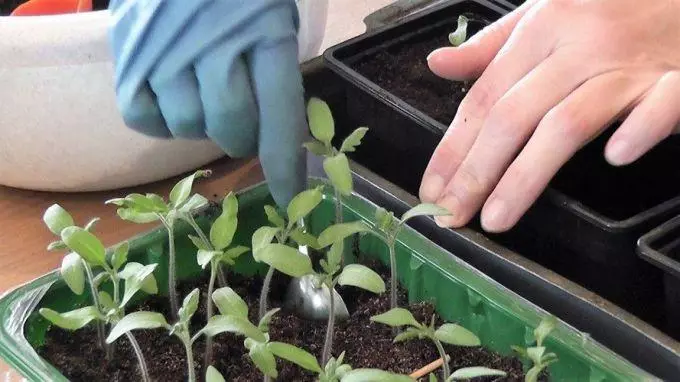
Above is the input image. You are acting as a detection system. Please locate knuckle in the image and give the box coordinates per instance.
[452,165,490,200]
[461,81,496,119]
[543,105,589,140]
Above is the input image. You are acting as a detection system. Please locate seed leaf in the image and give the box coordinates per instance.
[340,369,414,382]
[267,342,322,373]
[450,367,507,380]
[169,169,211,208]
[252,226,281,257]
[401,203,451,223]
[318,221,371,248]
[39,306,102,330]
[206,366,225,382]
[203,315,266,342]
[60,253,85,295]
[287,187,323,228]
[534,315,557,346]
[303,140,329,156]
[249,342,278,378]
[393,327,422,343]
[121,263,158,306]
[211,193,238,250]
[434,324,480,346]
[307,97,335,146]
[198,250,222,269]
[323,154,353,196]
[340,127,369,153]
[178,194,209,214]
[370,308,419,328]
[106,312,169,343]
[258,308,280,332]
[290,228,320,249]
[43,204,75,235]
[111,242,129,271]
[448,15,469,46]
[60,226,107,267]
[338,264,385,294]
[264,205,286,228]
[212,287,248,318]
[116,208,159,224]
[179,288,200,322]
[254,244,313,278]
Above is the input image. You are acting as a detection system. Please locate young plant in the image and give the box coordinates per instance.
[189,191,248,368]
[304,97,368,225]
[317,204,451,311]
[105,169,212,317]
[448,15,469,47]
[512,315,559,382]
[251,186,322,319]
[370,308,505,381]
[201,286,321,381]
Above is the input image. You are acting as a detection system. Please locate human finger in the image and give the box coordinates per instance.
[149,69,207,139]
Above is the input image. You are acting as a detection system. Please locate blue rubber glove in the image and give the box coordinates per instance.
[108,0,307,208]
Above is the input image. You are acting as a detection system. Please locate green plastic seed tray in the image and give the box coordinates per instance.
[0,178,658,381]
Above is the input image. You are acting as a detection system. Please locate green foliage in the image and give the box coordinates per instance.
[106,311,170,343]
[59,253,85,295]
[210,192,238,250]
[39,306,103,331]
[323,154,353,196]
[448,367,507,380]
[448,15,469,46]
[340,369,414,382]
[307,97,335,147]
[43,204,75,235]
[512,316,559,382]
[318,221,372,248]
[286,186,323,229]
[206,366,226,382]
[60,226,107,268]
[318,352,352,382]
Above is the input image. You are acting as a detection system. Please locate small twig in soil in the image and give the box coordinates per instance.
[409,355,449,380]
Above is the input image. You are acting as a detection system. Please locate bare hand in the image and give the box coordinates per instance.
[419,0,680,232]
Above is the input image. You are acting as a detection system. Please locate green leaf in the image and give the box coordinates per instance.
[303,140,330,156]
[169,169,211,208]
[527,346,546,366]
[370,308,420,328]
[98,291,116,313]
[83,217,100,232]
[212,287,248,318]
[118,262,158,295]
[222,246,250,263]
[197,250,222,269]
[323,154,353,196]
[430,373,437,382]
[206,365,225,382]
[340,369,414,382]
[60,253,85,295]
[47,240,67,251]
[121,263,158,307]
[338,264,385,294]
[327,241,343,271]
[179,288,200,322]
[210,192,238,250]
[340,127,369,153]
[188,234,210,251]
[203,315,266,342]
[264,205,286,228]
[146,193,168,211]
[39,306,101,330]
[116,208,159,224]
[252,226,281,257]
[450,367,507,380]
[249,342,278,378]
[268,342,322,373]
[178,194,209,214]
[111,242,129,271]
[375,207,394,232]
[307,97,335,146]
[258,308,280,332]
[393,327,422,343]
[318,221,372,248]
[92,272,110,289]
[43,204,75,235]
[287,187,323,228]
[511,345,528,359]
[290,228,320,249]
[60,226,107,267]
[123,193,163,213]
[255,244,313,278]
[434,324,480,347]
[106,312,169,343]
[401,203,451,223]
[448,15,469,46]
[534,315,557,346]
[525,365,544,382]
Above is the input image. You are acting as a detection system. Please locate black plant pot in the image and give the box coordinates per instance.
[322,0,680,336]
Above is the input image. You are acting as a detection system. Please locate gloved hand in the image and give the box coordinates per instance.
[108,0,307,208]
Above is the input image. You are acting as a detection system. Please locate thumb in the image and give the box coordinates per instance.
[427,1,534,80]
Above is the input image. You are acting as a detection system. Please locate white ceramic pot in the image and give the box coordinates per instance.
[0,0,328,192]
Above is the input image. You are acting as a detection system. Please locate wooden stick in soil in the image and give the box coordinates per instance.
[409,356,449,380]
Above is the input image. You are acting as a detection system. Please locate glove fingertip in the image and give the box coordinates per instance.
[118,83,171,139]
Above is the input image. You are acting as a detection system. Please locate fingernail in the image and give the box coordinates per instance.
[420,174,445,202]
[606,139,631,165]
[426,48,445,62]
[481,198,507,232]
[434,194,460,227]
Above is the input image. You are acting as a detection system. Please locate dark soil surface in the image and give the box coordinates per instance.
[37,260,540,381]
[1,0,108,15]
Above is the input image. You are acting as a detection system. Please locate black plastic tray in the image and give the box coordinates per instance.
[322,0,680,332]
